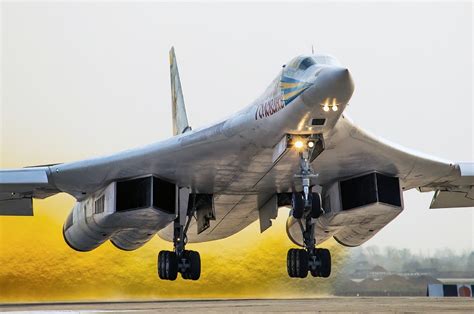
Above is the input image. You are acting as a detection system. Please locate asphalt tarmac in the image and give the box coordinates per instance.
[1,297,474,313]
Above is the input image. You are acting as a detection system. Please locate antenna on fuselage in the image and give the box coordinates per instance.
[311,44,314,54]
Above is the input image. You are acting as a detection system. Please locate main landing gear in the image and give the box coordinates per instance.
[287,142,331,278]
[158,192,201,281]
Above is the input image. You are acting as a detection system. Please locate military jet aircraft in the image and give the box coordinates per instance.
[1,48,472,281]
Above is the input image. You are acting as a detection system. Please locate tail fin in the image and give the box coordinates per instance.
[169,47,191,136]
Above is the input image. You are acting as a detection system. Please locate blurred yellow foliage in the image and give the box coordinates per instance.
[0,194,346,302]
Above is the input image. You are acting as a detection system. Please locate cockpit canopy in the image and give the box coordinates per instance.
[285,54,341,71]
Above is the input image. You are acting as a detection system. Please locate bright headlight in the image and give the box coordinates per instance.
[294,140,304,149]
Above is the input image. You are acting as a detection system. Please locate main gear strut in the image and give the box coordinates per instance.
[287,136,331,278]
[158,190,201,281]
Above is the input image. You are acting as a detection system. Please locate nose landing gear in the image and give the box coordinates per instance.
[287,143,331,278]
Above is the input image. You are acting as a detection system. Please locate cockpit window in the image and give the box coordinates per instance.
[313,55,341,66]
[298,57,316,70]
[284,54,340,72]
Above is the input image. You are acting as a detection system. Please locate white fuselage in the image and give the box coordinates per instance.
[55,54,452,246]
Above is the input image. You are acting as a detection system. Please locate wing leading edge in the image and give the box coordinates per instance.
[343,117,474,209]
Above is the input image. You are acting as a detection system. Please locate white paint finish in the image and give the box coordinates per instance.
[1,2,472,251]
[63,181,175,251]
[459,163,474,177]
[2,55,472,245]
[0,168,49,185]
[258,194,278,233]
[430,190,474,209]
[271,135,288,164]
[169,47,190,136]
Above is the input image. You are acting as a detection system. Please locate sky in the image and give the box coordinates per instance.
[1,1,473,256]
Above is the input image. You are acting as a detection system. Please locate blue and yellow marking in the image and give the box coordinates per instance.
[280,76,313,105]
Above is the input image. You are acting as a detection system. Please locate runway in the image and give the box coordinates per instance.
[1,297,473,313]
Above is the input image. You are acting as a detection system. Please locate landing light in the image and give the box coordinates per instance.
[332,98,339,111]
[307,141,315,148]
[294,140,304,149]
[322,98,339,112]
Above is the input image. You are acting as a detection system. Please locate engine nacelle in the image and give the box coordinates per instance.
[63,176,177,252]
[286,172,403,247]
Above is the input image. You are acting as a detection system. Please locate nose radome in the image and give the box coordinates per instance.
[317,66,351,86]
[302,66,354,108]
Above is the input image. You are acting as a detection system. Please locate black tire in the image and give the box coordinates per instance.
[296,249,309,278]
[167,251,179,280]
[319,248,331,278]
[158,251,165,279]
[286,249,298,278]
[292,192,305,219]
[287,249,297,277]
[158,250,178,280]
[182,250,201,280]
[287,248,308,278]
[310,192,323,218]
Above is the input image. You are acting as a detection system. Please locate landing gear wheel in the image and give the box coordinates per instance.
[309,248,331,278]
[287,248,309,278]
[287,249,296,277]
[181,250,201,280]
[158,192,203,281]
[319,248,331,278]
[292,192,305,219]
[310,249,321,277]
[310,192,323,218]
[158,250,178,280]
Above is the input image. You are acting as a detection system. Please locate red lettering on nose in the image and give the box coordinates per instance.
[255,95,286,120]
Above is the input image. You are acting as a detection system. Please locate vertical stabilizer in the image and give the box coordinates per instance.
[169,47,191,136]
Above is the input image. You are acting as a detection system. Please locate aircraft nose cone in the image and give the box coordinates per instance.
[302,66,354,109]
[318,66,351,84]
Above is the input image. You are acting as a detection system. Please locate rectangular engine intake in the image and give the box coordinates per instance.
[317,172,404,247]
[63,175,177,252]
[339,172,402,210]
[115,176,176,214]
